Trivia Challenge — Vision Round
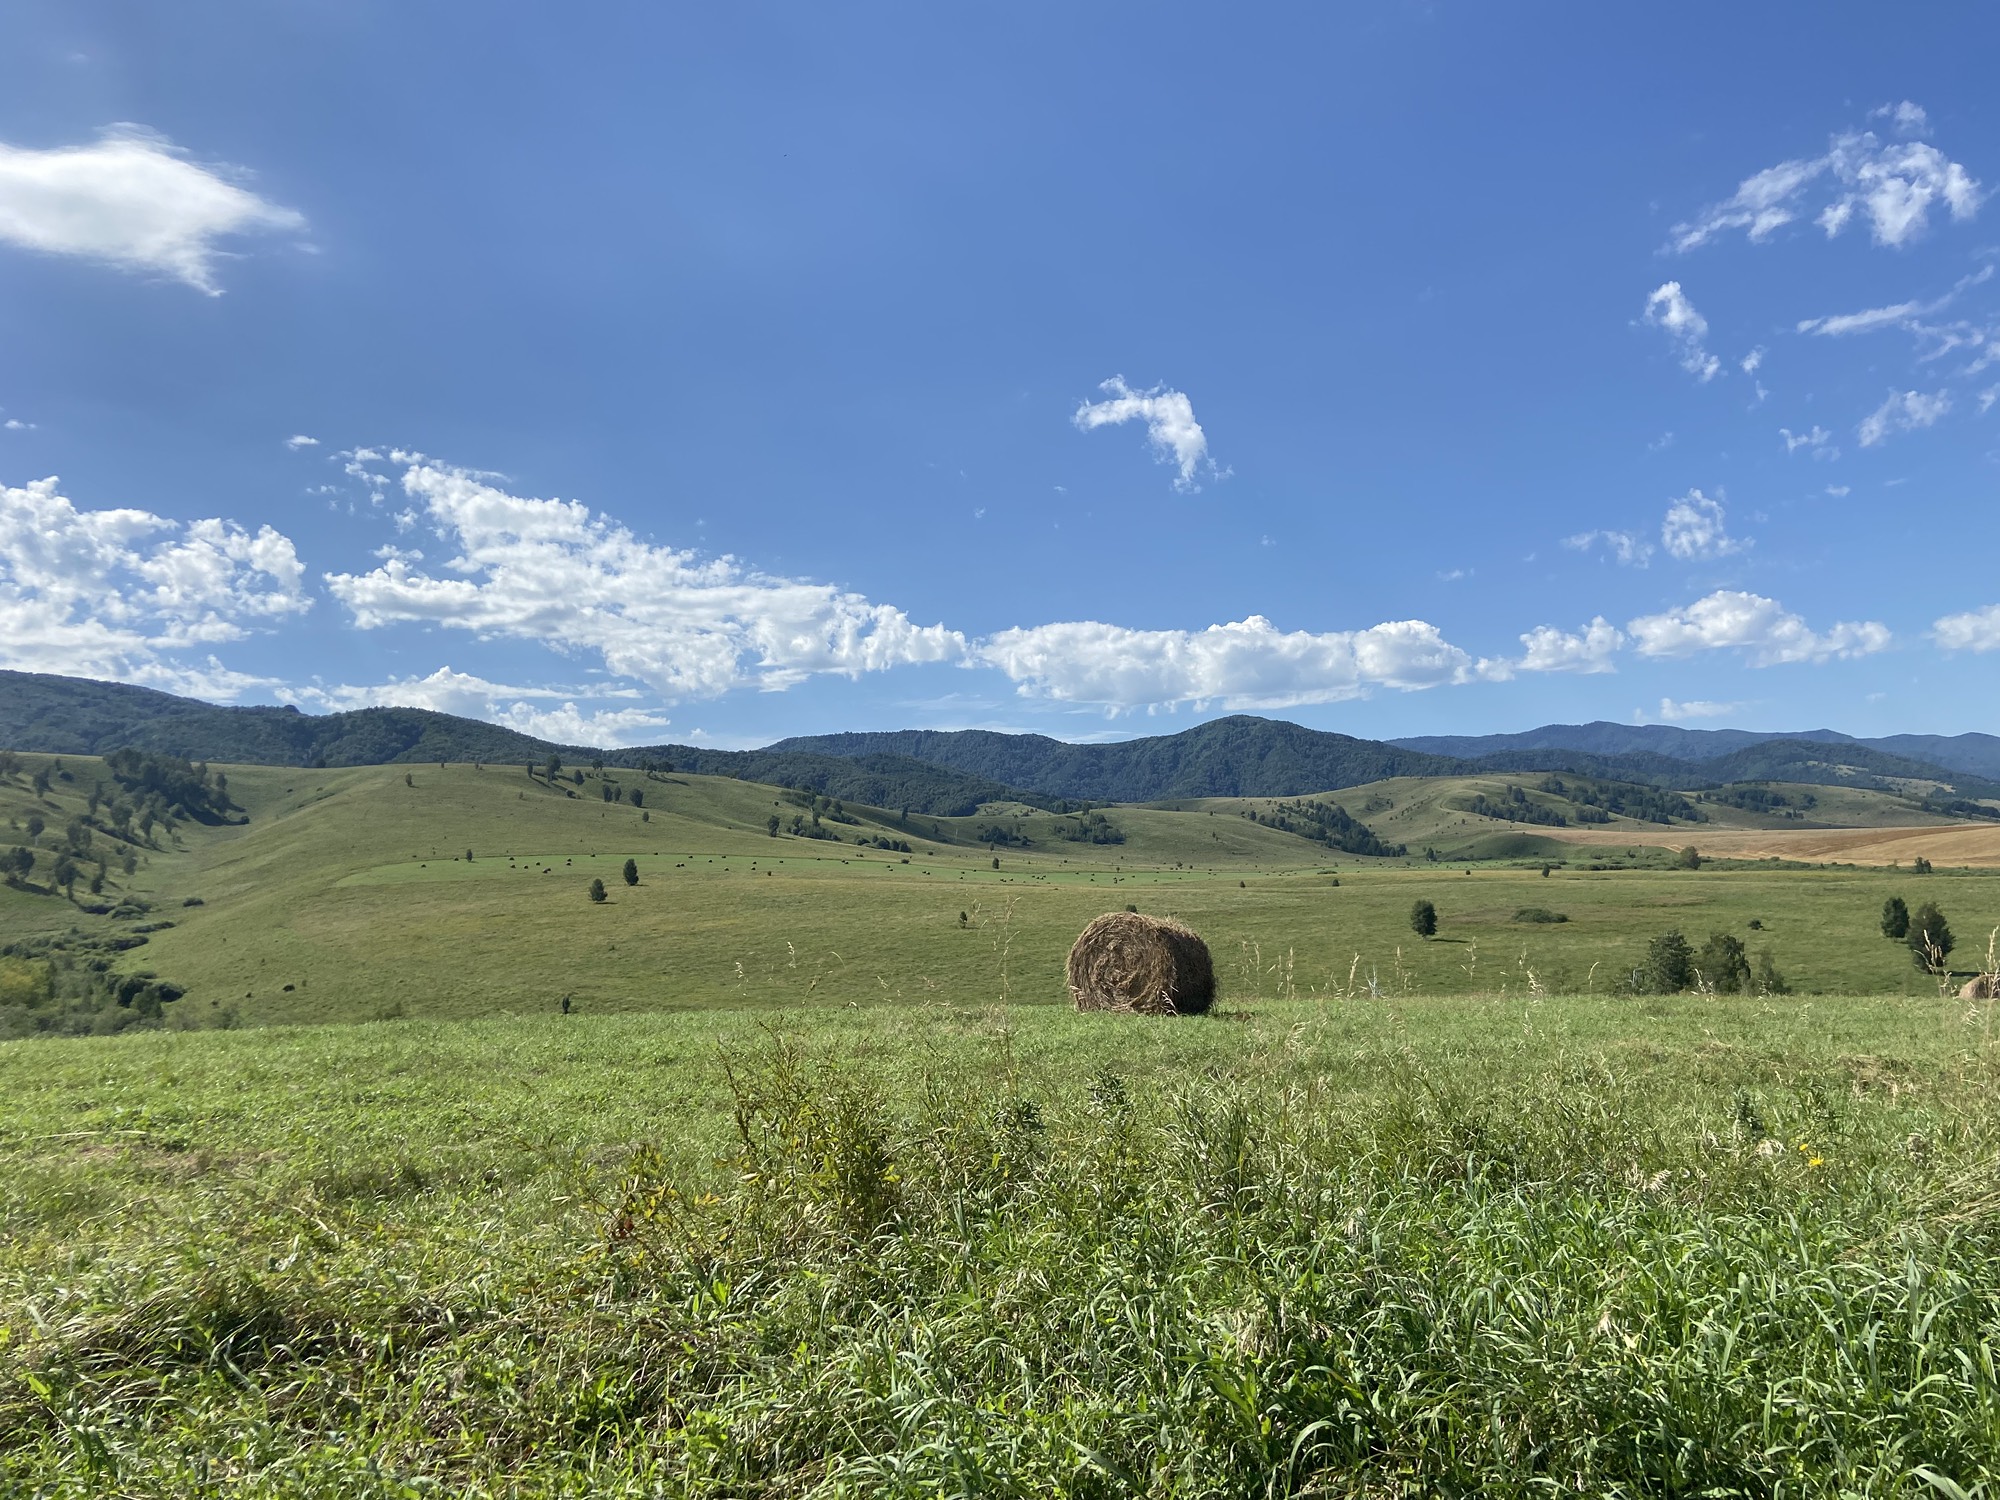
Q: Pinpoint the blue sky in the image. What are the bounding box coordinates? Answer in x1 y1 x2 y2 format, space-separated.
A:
1 3 1996 749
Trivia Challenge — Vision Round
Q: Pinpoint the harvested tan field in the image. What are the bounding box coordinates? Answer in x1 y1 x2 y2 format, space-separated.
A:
1544 822 2000 867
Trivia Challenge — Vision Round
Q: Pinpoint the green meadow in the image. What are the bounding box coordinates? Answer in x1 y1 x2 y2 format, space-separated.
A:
6 752 2000 1494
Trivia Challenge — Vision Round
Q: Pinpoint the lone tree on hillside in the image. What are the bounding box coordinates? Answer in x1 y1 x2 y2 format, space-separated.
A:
629 788 644 809
1908 901 1953 973
1410 899 1438 939
1641 929 1693 993
24 815 43 845
545 754 562 779
588 877 607 904
1695 932 1751 993
1881 895 1910 940
767 814 781 837
1678 845 1703 870
622 858 639 886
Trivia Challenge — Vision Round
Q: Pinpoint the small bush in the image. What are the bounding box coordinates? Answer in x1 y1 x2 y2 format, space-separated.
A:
1511 907 1568 924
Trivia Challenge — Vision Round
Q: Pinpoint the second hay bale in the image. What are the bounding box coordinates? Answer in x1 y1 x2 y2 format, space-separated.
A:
1067 911 1216 1015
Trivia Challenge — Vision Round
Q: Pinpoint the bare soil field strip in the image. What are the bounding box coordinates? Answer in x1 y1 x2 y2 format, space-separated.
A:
1542 821 2000 866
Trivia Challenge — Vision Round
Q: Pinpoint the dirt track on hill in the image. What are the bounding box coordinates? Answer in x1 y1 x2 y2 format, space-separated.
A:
1543 823 2000 867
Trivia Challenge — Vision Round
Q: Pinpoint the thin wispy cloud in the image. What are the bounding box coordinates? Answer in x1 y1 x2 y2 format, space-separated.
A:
1072 376 1222 491
1643 282 1721 381
1858 389 1950 447
1669 102 1982 252
0 125 304 293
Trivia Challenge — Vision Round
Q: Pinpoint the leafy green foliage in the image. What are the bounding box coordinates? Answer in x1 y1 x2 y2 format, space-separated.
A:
1465 785 1568 826
1640 930 1694 994
1908 902 1953 972
1695 932 1752 993
1881 895 1910 940
1410 898 1437 938
1246 798 1405 857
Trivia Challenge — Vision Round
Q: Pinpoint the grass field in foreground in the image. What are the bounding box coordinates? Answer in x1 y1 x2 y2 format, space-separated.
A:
5 992 2000 1495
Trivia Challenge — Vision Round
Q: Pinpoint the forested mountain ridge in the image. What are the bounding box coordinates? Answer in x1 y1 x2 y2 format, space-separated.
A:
1393 721 2000 779
4 671 1994 809
0 671 1026 816
769 718 1466 800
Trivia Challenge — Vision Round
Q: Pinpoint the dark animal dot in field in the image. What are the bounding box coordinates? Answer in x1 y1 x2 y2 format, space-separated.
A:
283 984 294 991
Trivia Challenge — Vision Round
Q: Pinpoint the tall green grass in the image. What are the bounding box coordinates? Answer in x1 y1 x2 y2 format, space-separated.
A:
4 996 1999 1495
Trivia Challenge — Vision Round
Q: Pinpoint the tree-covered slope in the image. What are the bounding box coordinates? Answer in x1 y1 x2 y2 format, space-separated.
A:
0 672 1022 817
1393 721 2000 780
769 716 1467 800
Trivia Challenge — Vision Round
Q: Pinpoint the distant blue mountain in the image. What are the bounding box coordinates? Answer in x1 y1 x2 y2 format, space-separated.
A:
1389 722 2000 780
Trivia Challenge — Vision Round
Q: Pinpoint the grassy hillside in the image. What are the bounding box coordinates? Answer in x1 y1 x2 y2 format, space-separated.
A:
7 752 2000 1041
6 992 2000 1493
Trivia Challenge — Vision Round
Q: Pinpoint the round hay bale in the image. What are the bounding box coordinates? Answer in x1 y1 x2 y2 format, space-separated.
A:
1066 911 1215 1015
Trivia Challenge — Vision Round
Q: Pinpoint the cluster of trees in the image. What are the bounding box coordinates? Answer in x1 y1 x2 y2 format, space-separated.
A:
1703 785 1817 815
0 931 189 1039
1881 895 1956 972
1055 810 1125 845
1633 929 1788 995
976 822 1031 847
1464 786 1569 827
1537 775 1701 826
1244 800 1405 858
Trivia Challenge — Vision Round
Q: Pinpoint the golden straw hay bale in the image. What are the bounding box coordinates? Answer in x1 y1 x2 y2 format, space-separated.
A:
1065 911 1215 1015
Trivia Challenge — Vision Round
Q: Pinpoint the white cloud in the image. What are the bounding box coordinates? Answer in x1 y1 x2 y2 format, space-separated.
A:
1670 106 1982 252
1796 300 1926 338
1626 590 1889 666
1740 347 1765 374
1871 101 1930 138
1779 425 1834 457
2 418 33 432
284 434 319 450
1517 617 1623 674
1858 388 1950 446
1978 385 1997 415
1072 376 1221 491
324 461 967 699
0 125 304 294
0 474 308 695
287 666 674 746
1643 282 1721 381
1933 606 2000 653
978 615 1494 710
1661 489 1749 560
1564 529 1653 567
1825 484 1851 497
1656 697 1742 721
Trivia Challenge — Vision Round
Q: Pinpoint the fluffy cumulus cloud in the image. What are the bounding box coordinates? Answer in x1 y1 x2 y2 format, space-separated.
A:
324 462 967 698
1072 376 1221 491
1626 590 1889 666
286 666 674 747
1643 282 1721 381
1660 489 1749 561
0 474 308 695
1517 617 1624 674
0 126 304 294
1858 389 1951 446
978 615 1494 711
1932 606 2000 653
1670 104 1982 252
